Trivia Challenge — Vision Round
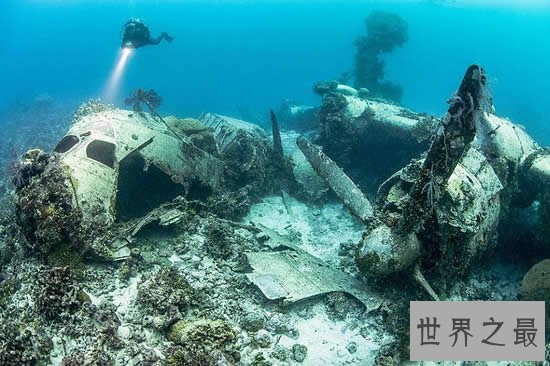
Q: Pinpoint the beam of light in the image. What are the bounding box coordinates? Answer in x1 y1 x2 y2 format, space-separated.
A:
103 47 134 104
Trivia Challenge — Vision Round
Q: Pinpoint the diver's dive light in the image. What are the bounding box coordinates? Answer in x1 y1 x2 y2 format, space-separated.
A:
120 18 146 49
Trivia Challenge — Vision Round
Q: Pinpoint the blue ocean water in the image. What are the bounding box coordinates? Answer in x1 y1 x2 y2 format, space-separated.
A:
1 0 549 142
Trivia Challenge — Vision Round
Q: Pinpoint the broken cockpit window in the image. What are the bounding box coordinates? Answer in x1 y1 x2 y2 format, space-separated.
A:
54 135 79 153
86 140 116 168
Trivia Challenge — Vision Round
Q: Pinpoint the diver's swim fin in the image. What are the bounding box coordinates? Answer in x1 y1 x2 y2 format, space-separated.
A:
161 32 174 42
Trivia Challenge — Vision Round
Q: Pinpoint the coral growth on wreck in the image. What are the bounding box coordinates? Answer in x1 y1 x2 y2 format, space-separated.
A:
14 152 85 256
34 266 87 320
166 318 238 365
0 319 53 366
73 98 114 121
204 220 237 258
137 266 196 319
220 128 272 194
13 149 109 261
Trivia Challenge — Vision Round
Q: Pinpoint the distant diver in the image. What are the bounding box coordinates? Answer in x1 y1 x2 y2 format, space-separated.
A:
121 18 174 49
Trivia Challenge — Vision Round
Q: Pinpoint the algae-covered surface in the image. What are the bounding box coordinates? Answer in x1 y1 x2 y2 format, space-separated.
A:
0 101 548 365
2 2 550 365
0 132 536 365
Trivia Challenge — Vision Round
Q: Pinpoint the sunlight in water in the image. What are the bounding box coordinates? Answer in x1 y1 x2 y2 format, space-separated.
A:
103 47 134 103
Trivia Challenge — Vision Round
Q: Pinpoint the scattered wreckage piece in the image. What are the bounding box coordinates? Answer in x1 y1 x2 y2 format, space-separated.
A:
412 264 440 301
279 131 329 202
270 110 284 164
200 113 268 154
107 198 191 261
244 221 382 309
296 136 373 223
245 247 382 310
250 222 299 250
200 113 273 192
268 110 295 187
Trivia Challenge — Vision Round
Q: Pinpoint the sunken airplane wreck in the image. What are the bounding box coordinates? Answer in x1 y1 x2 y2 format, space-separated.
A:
13 96 273 261
12 94 381 308
12 65 550 313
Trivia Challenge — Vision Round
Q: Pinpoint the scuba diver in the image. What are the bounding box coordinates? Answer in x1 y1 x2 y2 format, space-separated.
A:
121 18 174 49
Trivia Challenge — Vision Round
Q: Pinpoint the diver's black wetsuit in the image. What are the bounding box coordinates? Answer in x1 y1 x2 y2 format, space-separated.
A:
121 19 173 48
